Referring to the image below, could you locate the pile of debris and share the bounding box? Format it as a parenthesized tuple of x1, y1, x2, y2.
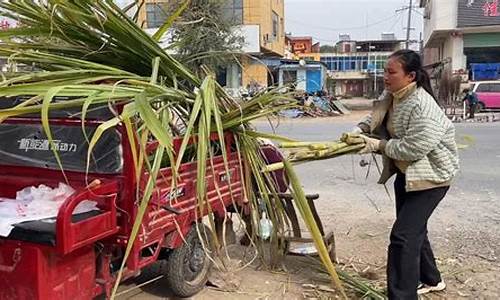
(280, 92, 351, 118)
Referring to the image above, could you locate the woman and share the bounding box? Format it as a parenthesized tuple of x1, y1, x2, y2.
(352, 50, 459, 299)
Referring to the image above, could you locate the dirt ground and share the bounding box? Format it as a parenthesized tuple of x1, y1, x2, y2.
(118, 113, 500, 300)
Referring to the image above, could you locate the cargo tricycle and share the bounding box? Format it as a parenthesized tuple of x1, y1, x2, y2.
(0, 96, 246, 299)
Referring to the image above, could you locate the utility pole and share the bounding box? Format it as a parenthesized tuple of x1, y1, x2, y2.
(405, 0, 413, 49)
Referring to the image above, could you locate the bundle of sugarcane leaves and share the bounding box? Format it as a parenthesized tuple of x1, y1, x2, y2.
(0, 0, 369, 298)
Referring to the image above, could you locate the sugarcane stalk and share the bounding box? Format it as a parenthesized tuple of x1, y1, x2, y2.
(262, 143, 366, 173)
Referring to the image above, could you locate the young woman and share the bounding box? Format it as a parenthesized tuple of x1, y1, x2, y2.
(353, 50, 459, 299)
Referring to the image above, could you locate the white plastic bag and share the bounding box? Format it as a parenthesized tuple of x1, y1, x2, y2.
(258, 212, 273, 240)
(0, 183, 97, 237)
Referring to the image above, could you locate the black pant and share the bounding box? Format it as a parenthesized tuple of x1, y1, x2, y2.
(469, 104, 476, 118)
(387, 172, 449, 300)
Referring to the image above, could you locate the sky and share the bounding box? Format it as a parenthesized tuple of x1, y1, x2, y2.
(285, 0, 424, 46)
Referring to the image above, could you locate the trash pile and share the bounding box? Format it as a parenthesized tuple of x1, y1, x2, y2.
(0, 183, 97, 236)
(280, 92, 351, 118)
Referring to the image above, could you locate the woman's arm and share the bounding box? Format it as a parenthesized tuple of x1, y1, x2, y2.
(383, 107, 446, 161)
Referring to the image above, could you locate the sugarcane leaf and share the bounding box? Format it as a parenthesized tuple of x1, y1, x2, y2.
(41, 86, 69, 182)
(152, 0, 190, 42)
(235, 130, 298, 143)
(86, 116, 122, 176)
(122, 105, 139, 177)
(111, 144, 166, 298)
(283, 160, 347, 298)
(174, 83, 203, 171)
(134, 92, 173, 152)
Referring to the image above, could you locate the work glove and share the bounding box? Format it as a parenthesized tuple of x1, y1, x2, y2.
(357, 134, 383, 154)
(341, 132, 365, 145)
(350, 126, 363, 134)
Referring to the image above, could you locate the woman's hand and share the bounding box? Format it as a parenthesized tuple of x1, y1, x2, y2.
(357, 134, 383, 154)
(341, 133, 384, 154)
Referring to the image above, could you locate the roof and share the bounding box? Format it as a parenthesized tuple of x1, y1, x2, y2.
(286, 36, 313, 41)
(353, 39, 406, 44)
(264, 58, 327, 69)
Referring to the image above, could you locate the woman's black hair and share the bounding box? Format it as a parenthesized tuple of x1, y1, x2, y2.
(389, 49, 437, 100)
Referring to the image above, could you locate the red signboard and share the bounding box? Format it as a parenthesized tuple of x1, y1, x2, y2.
(483, 0, 499, 17)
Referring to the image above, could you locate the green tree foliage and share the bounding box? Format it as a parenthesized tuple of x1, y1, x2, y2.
(167, 0, 243, 75)
(320, 44, 336, 53)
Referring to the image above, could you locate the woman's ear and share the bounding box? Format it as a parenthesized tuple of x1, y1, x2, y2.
(409, 71, 416, 81)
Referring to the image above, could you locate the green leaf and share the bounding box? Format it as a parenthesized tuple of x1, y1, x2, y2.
(41, 86, 69, 182)
(152, 0, 190, 42)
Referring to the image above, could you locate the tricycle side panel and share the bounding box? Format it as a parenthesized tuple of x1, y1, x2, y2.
(123, 133, 246, 270)
(0, 239, 95, 300)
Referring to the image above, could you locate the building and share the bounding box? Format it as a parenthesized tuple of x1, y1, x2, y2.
(420, 0, 500, 80)
(136, 0, 285, 90)
(267, 59, 328, 94)
(297, 34, 404, 97)
(239, 0, 285, 88)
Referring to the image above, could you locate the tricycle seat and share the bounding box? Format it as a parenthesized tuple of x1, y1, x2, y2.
(8, 210, 102, 246)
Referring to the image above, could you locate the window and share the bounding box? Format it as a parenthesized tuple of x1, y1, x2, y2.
(272, 11, 279, 40)
(476, 83, 491, 92)
(0, 123, 123, 174)
(146, 3, 168, 28)
(283, 70, 297, 85)
(222, 0, 243, 25)
(362, 61, 368, 70)
(489, 83, 500, 92)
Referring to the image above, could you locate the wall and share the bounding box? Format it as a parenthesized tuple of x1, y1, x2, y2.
(423, 0, 458, 46)
(243, 0, 285, 56)
(296, 69, 306, 91)
(422, 47, 440, 66)
(242, 58, 268, 88)
(443, 35, 466, 71)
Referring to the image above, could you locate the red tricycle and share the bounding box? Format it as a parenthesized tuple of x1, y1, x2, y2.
(0, 96, 246, 299)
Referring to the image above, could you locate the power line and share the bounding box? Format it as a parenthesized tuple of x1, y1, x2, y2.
(286, 12, 401, 32)
(387, 11, 405, 33)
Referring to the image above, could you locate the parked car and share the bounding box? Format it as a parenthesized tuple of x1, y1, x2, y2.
(471, 81, 500, 111)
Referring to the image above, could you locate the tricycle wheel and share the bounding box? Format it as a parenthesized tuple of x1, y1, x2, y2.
(165, 224, 212, 297)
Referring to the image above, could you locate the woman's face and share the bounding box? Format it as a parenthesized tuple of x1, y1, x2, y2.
(384, 57, 416, 93)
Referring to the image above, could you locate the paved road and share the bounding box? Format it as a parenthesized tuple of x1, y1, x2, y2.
(255, 117, 500, 199)
(254, 118, 500, 234)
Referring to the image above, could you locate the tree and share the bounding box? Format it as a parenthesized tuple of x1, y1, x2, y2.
(166, 0, 243, 75)
(320, 44, 336, 53)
